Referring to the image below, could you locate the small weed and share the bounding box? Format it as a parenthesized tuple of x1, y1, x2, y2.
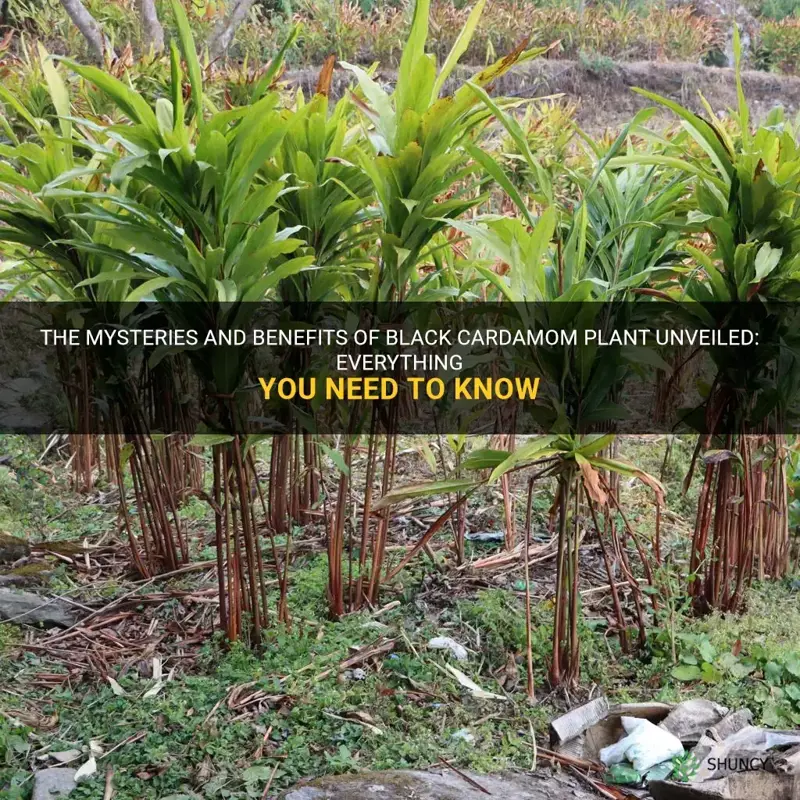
(635, 580, 800, 725)
(578, 50, 617, 75)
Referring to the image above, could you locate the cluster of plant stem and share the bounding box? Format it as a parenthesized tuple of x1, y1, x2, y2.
(1, 1, 799, 691)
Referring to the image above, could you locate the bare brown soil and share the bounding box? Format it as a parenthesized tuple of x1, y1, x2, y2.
(285, 59, 800, 132)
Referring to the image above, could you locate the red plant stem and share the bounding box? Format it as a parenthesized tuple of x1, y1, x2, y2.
(587, 493, 628, 653)
(523, 477, 536, 701)
(213, 446, 228, 636)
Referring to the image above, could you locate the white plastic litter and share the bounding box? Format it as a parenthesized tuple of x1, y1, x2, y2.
(428, 637, 468, 661)
(600, 716, 684, 773)
(74, 755, 97, 783)
(442, 664, 506, 701)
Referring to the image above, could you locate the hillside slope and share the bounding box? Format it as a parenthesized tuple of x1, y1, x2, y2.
(285, 60, 800, 131)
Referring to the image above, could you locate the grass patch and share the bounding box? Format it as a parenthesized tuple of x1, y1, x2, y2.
(616, 579, 800, 725)
(0, 576, 555, 799)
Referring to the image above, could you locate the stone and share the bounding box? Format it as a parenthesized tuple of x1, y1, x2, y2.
(0, 574, 51, 589)
(659, 699, 729, 744)
(0, 574, 34, 587)
(280, 768, 599, 799)
(0, 533, 30, 564)
(32, 767, 78, 800)
(708, 709, 753, 742)
(0, 589, 79, 627)
(650, 772, 800, 800)
(0, 562, 53, 588)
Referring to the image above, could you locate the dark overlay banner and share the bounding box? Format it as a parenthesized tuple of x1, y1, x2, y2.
(1, 301, 798, 435)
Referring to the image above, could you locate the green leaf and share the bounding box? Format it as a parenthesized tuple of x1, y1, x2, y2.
(372, 479, 477, 511)
(242, 766, 272, 784)
(762, 699, 786, 728)
(123, 277, 178, 303)
(38, 44, 72, 144)
(170, 0, 203, 123)
(752, 242, 782, 284)
(463, 448, 511, 471)
(320, 442, 350, 475)
(186, 434, 235, 448)
(575, 433, 615, 459)
(74, 269, 151, 288)
(672, 664, 702, 681)
(432, 0, 488, 98)
(588, 456, 665, 503)
(169, 40, 185, 131)
(632, 88, 733, 183)
(785, 683, 800, 701)
(161, 794, 202, 800)
(698, 638, 716, 663)
(252, 25, 301, 101)
(465, 144, 535, 228)
(341, 62, 396, 151)
(765, 661, 784, 686)
(395, 0, 431, 116)
(61, 59, 159, 136)
(489, 436, 558, 483)
(786, 655, 800, 678)
(730, 660, 755, 679)
(733, 25, 750, 148)
(701, 662, 722, 683)
(118, 442, 134, 468)
(416, 441, 438, 473)
(242, 256, 316, 301)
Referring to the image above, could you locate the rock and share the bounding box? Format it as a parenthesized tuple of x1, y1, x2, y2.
(708, 708, 753, 742)
(0, 533, 30, 564)
(280, 769, 600, 799)
(32, 767, 78, 800)
(0, 589, 79, 627)
(0, 563, 53, 588)
(0, 573, 36, 588)
(650, 771, 800, 800)
(659, 699, 729, 744)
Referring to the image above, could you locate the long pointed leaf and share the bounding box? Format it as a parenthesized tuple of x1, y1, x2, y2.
(432, 0, 488, 98)
(170, 0, 204, 123)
